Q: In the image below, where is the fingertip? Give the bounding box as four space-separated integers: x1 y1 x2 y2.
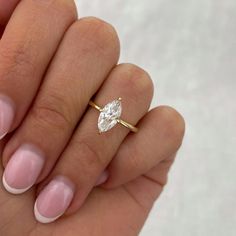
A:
150 106 185 149
99 171 119 189
95 170 109 187
34 200 61 224
2 172 30 194
34 176 75 223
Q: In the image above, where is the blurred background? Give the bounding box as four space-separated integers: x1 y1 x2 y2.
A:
76 1 236 235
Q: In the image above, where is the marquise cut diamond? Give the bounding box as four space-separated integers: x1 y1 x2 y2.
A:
98 99 122 133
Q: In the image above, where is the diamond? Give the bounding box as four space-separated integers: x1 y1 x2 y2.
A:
98 99 122 133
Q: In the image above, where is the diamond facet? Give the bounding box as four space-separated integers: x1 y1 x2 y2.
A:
98 99 122 133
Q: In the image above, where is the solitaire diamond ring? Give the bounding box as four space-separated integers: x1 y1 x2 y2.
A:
89 98 138 133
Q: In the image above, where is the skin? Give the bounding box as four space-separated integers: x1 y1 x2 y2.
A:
0 0 185 235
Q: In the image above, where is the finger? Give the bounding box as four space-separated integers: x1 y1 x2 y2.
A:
34 63 154 223
0 0 77 138
0 0 20 26
103 106 185 188
115 154 177 235
2 17 120 194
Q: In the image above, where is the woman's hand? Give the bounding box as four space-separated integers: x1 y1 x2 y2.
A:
0 0 185 235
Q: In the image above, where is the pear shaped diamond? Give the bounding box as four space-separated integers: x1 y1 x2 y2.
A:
98 99 122 133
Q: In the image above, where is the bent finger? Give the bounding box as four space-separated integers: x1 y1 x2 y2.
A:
103 106 185 188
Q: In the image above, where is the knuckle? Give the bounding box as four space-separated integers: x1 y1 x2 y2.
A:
116 63 154 98
68 17 120 57
31 94 72 130
57 0 78 20
155 106 185 147
82 17 119 50
37 0 78 21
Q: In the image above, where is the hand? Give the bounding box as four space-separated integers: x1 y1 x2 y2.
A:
0 0 185 235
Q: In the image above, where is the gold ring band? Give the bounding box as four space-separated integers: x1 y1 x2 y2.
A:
89 99 138 133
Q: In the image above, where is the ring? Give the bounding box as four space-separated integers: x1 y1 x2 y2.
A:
89 98 138 133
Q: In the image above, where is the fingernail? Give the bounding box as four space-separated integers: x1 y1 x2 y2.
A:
2 144 45 194
34 176 75 224
95 170 109 186
0 94 15 139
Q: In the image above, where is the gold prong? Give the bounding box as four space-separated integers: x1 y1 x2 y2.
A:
118 97 122 101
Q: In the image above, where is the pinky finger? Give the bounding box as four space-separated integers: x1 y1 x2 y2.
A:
102 106 185 188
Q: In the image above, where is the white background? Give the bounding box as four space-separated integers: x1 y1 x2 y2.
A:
76 1 236 235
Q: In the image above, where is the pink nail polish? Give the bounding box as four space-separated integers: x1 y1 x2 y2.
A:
34 176 75 224
2 144 45 194
0 94 15 139
95 170 109 186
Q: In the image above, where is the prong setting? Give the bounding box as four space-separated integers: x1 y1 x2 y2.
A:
97 99 122 133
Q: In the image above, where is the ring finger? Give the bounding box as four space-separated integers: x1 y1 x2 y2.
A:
34 63 154 223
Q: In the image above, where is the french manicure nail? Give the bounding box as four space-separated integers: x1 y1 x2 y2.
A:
0 94 15 139
2 144 45 194
34 176 75 224
95 170 109 186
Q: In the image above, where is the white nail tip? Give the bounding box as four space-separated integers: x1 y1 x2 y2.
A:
34 201 62 224
2 174 31 194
